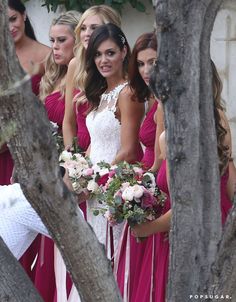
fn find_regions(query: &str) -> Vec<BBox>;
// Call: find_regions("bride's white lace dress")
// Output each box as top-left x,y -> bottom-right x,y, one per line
86,82 -> 127,259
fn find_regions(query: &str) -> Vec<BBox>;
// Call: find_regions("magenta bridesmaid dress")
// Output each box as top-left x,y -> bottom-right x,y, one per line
0,75 -> 42,185
154,160 -> 232,302
5,75 -> 42,285
115,101 -> 158,302
34,90 -> 91,302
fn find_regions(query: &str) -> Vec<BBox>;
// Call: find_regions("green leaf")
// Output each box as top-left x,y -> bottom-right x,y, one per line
135,1 -> 146,12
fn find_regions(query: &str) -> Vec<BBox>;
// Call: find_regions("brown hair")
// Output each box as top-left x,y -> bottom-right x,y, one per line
211,60 -> 230,175
129,32 -> 157,102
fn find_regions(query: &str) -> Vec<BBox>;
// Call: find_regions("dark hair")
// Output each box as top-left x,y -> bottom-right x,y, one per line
85,23 -> 131,110
129,32 -> 157,102
211,60 -> 230,175
8,0 -> 36,40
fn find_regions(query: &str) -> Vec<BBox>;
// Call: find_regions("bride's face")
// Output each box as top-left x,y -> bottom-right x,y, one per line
94,38 -> 127,79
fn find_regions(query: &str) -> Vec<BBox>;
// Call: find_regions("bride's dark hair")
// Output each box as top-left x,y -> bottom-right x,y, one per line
85,23 -> 130,110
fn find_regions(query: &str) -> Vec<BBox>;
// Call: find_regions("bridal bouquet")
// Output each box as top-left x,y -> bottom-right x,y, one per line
93,161 -> 166,227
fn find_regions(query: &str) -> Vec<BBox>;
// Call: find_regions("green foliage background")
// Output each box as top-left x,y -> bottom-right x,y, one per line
24,0 -> 150,14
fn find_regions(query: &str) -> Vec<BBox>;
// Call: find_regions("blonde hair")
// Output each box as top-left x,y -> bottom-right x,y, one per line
39,11 -> 81,102
73,5 -> 121,90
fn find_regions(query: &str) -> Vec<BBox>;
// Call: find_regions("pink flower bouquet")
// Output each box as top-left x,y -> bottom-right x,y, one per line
93,161 -> 166,227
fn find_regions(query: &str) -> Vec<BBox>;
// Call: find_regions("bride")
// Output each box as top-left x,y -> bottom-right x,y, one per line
84,23 -> 144,260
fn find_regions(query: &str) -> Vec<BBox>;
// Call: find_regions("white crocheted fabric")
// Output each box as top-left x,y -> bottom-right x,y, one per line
86,83 -> 127,257
0,184 -> 49,259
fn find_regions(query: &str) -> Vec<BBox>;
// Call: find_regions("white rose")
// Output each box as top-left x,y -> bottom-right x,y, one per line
143,172 -> 156,187
122,186 -> 134,201
67,167 -> 77,178
87,180 -> 99,193
92,164 -> 101,174
121,182 -> 130,189
132,184 -> 144,199
59,150 -> 72,162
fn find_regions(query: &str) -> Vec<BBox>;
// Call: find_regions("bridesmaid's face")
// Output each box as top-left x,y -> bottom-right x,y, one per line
137,48 -> 157,85
8,8 -> 26,44
50,24 -> 75,66
94,38 -> 127,80
80,15 -> 103,49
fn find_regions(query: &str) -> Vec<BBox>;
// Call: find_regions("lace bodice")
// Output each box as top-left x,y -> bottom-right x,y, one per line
86,82 -> 127,165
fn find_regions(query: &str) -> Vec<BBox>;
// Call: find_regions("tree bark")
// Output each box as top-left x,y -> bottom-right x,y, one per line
0,1 -> 121,301
151,0 -> 223,301
0,238 -> 43,301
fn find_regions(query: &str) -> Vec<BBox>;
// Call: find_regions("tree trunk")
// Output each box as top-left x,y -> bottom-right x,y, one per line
0,238 -> 43,301
0,1 -> 121,301
151,0 -> 223,300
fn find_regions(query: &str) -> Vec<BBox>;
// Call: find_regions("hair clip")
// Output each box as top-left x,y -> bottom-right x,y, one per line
119,34 -> 126,45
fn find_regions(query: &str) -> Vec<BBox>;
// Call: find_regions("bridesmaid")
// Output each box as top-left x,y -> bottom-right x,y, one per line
132,61 -> 233,302
7,0 -> 50,95
62,5 -> 121,151
115,32 -> 164,302
0,0 -> 50,186
21,11 -> 80,302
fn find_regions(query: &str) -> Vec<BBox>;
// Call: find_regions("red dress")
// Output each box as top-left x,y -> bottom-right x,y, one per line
115,102 -> 158,302
35,91 -> 91,302
0,75 -> 41,185
154,160 -> 232,302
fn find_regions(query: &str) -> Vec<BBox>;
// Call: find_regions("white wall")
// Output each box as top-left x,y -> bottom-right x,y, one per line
25,0 -> 155,47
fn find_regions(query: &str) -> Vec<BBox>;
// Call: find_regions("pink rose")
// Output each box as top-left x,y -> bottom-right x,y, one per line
83,168 -> 94,176
109,170 -> 116,178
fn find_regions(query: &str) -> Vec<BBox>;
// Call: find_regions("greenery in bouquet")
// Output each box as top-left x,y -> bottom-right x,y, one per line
93,161 -> 166,227
50,122 -> 85,156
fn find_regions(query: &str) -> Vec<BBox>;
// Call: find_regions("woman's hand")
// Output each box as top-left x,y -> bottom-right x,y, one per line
131,221 -> 155,238
132,210 -> 171,237
76,189 -> 90,204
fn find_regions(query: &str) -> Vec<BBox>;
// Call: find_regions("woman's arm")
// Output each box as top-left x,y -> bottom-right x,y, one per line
150,102 -> 165,172
132,210 -> 171,237
62,58 -> 77,149
112,87 -> 145,164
